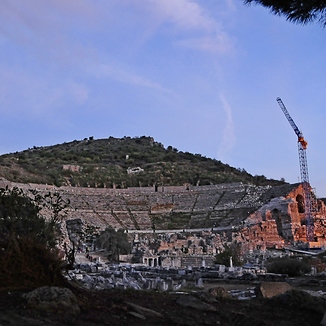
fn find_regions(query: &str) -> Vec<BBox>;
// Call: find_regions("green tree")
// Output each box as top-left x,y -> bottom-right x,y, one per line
215,243 -> 242,266
30,189 -> 70,226
266,257 -> 311,276
244,0 -> 326,27
0,186 -> 69,290
0,187 -> 57,247
96,227 -> 130,261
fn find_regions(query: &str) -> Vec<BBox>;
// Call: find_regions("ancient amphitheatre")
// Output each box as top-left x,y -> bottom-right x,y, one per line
1,176 -> 325,251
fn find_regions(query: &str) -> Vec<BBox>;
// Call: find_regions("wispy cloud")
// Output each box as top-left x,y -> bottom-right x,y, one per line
140,0 -> 235,54
217,93 -> 236,161
0,0 -> 233,115
0,0 -> 236,97
0,66 -> 89,116
175,33 -> 234,54
149,0 -> 217,31
94,64 -> 171,93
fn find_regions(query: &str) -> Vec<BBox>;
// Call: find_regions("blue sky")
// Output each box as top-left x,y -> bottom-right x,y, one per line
1,0 -> 325,197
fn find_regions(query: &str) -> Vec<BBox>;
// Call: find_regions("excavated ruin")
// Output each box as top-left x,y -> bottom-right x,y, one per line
0,178 -> 325,251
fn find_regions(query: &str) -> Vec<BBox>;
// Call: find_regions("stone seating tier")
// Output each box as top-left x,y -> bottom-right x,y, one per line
0,179 -> 312,236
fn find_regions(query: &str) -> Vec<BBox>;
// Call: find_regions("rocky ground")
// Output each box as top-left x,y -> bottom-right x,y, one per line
0,281 -> 325,326
1,254 -> 326,325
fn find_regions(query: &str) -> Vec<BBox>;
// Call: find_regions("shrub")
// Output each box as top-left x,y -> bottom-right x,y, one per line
96,227 -> 130,261
266,257 -> 311,276
215,243 -> 242,266
0,187 -> 69,290
0,236 -> 64,290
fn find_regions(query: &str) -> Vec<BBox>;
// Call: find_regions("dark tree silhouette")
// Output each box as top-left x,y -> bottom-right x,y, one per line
96,227 -> 130,261
244,0 -> 326,27
215,243 -> 242,267
0,186 -> 70,290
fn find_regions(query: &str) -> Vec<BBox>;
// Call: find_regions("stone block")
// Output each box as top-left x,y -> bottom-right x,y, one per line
255,281 -> 292,298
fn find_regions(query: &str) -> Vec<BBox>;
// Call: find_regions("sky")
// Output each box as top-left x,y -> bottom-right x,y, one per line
0,0 -> 325,197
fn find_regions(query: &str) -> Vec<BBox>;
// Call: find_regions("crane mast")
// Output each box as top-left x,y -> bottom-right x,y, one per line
276,97 -> 314,242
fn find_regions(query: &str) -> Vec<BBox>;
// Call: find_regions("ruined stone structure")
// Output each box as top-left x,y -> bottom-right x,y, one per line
141,253 -> 205,269
0,178 -> 325,253
235,183 -> 326,251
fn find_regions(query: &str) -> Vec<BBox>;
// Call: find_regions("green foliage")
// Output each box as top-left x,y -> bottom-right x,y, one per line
0,236 -> 64,290
0,187 -> 53,247
30,189 -> 70,226
244,0 -> 326,27
0,136 -> 287,188
215,243 -> 242,267
266,257 -> 311,276
0,187 -> 69,290
96,227 -> 131,261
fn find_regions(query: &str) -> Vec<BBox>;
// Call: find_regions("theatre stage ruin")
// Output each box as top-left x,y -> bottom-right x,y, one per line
1,178 -> 325,254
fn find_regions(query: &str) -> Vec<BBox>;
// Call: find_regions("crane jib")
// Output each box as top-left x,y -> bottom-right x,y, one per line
276,97 -> 314,242
276,97 -> 302,138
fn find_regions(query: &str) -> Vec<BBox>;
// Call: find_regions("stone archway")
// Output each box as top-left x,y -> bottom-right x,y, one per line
296,194 -> 305,213
271,208 -> 283,237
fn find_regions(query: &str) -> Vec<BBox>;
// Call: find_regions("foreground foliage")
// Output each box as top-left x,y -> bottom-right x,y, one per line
244,0 -> 326,27
0,187 -> 69,290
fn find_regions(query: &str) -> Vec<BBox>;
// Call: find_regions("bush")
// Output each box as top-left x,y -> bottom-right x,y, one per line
0,236 -> 64,290
0,187 -> 69,290
266,257 -> 311,276
96,227 -> 130,261
215,243 -> 242,267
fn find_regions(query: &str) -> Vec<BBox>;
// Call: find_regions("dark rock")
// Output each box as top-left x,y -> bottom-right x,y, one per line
23,286 -> 80,317
197,291 -> 218,303
208,286 -> 231,299
270,289 -> 326,315
127,311 -> 146,320
176,295 -> 217,311
126,302 -> 163,318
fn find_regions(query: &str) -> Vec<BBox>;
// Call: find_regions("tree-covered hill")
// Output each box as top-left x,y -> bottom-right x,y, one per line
0,136 -> 285,188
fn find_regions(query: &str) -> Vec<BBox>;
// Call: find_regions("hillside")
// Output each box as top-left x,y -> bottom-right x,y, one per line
0,136 -> 285,188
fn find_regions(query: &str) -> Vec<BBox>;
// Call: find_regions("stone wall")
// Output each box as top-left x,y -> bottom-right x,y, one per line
0,178 -> 325,249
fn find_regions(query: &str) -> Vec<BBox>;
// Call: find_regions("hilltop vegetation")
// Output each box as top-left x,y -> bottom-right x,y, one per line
0,136 -> 285,188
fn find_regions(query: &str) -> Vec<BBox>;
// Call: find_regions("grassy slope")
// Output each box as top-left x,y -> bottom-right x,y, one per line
0,136 -> 285,188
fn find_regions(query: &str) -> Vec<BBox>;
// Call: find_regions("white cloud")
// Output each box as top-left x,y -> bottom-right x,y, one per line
224,0 -> 237,12
149,0 -> 217,31
0,65 -> 90,116
95,64 -> 171,93
0,0 -> 234,115
131,0 -> 235,54
175,33 -> 234,54
217,93 -> 236,161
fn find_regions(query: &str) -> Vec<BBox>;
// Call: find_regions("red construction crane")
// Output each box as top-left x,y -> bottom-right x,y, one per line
276,97 -> 314,242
